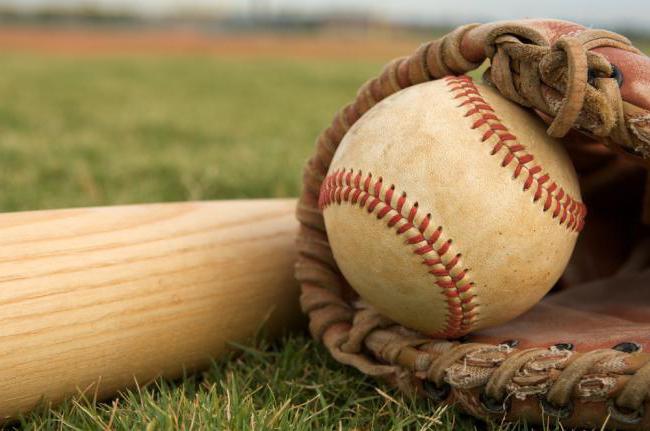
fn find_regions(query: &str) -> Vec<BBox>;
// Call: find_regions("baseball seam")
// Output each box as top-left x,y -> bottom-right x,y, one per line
446,75 -> 586,232
319,169 -> 479,338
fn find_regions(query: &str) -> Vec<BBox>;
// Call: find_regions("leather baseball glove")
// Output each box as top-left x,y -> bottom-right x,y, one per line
296,19 -> 650,429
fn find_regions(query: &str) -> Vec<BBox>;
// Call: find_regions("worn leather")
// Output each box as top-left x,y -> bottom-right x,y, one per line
459,19 -> 650,156
459,19 -> 650,113
473,267 -> 650,351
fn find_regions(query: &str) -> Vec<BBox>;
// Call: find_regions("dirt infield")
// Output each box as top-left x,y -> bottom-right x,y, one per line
0,26 -> 425,60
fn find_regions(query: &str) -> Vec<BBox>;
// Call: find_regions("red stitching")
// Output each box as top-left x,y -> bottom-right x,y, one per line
320,168 -> 478,338
445,75 -> 586,232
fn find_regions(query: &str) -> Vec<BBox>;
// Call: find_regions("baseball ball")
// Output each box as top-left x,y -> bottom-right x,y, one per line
319,76 -> 584,338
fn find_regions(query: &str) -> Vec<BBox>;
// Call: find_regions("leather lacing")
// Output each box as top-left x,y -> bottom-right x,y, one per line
484,29 -> 642,153
296,23 -> 650,426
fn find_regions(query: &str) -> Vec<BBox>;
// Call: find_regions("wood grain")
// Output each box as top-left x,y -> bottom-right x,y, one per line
0,198 -> 302,419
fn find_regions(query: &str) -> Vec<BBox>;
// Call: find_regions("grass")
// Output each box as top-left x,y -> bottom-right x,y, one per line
0,53 -> 377,211
16,335 -> 496,431
2,45 -> 639,430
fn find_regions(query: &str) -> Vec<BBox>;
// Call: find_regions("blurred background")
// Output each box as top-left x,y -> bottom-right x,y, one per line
0,0 -> 648,212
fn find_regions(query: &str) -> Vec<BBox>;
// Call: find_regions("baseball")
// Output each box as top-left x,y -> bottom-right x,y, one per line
319,76 -> 585,338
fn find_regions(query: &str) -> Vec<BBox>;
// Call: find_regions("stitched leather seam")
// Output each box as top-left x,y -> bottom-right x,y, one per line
320,168 -> 479,338
446,76 -> 586,232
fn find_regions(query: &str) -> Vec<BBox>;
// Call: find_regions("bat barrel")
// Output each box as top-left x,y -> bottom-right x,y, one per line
0,198 -> 301,420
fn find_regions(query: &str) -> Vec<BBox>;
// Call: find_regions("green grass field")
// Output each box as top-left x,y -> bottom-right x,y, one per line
4,43 -> 645,430
0,54 -> 379,211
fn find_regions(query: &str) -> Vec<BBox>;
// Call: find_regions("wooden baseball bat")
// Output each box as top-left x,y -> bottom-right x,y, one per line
0,198 -> 302,420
